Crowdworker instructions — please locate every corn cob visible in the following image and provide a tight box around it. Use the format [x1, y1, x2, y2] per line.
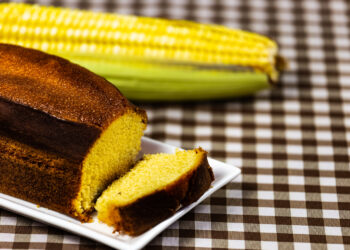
[0, 3, 286, 101]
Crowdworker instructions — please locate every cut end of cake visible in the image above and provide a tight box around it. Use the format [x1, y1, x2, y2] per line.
[95, 148, 214, 235]
[72, 108, 147, 220]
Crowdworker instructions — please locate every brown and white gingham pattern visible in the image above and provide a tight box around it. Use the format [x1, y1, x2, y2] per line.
[1, 0, 350, 249]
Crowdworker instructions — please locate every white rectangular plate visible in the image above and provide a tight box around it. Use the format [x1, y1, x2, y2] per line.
[0, 137, 241, 250]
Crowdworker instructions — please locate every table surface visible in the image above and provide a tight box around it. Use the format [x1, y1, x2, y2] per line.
[1, 0, 350, 249]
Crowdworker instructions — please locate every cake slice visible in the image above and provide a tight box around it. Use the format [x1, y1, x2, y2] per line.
[0, 44, 147, 221]
[95, 148, 214, 236]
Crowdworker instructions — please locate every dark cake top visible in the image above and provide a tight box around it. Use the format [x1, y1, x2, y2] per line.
[0, 43, 131, 128]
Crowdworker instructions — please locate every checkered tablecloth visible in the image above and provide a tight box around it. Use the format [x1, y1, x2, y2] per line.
[1, 0, 350, 249]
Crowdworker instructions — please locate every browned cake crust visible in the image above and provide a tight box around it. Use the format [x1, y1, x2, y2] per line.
[0, 134, 82, 218]
[107, 154, 214, 236]
[0, 44, 146, 221]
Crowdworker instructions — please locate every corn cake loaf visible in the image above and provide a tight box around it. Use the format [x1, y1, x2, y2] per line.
[95, 148, 214, 235]
[0, 44, 147, 221]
